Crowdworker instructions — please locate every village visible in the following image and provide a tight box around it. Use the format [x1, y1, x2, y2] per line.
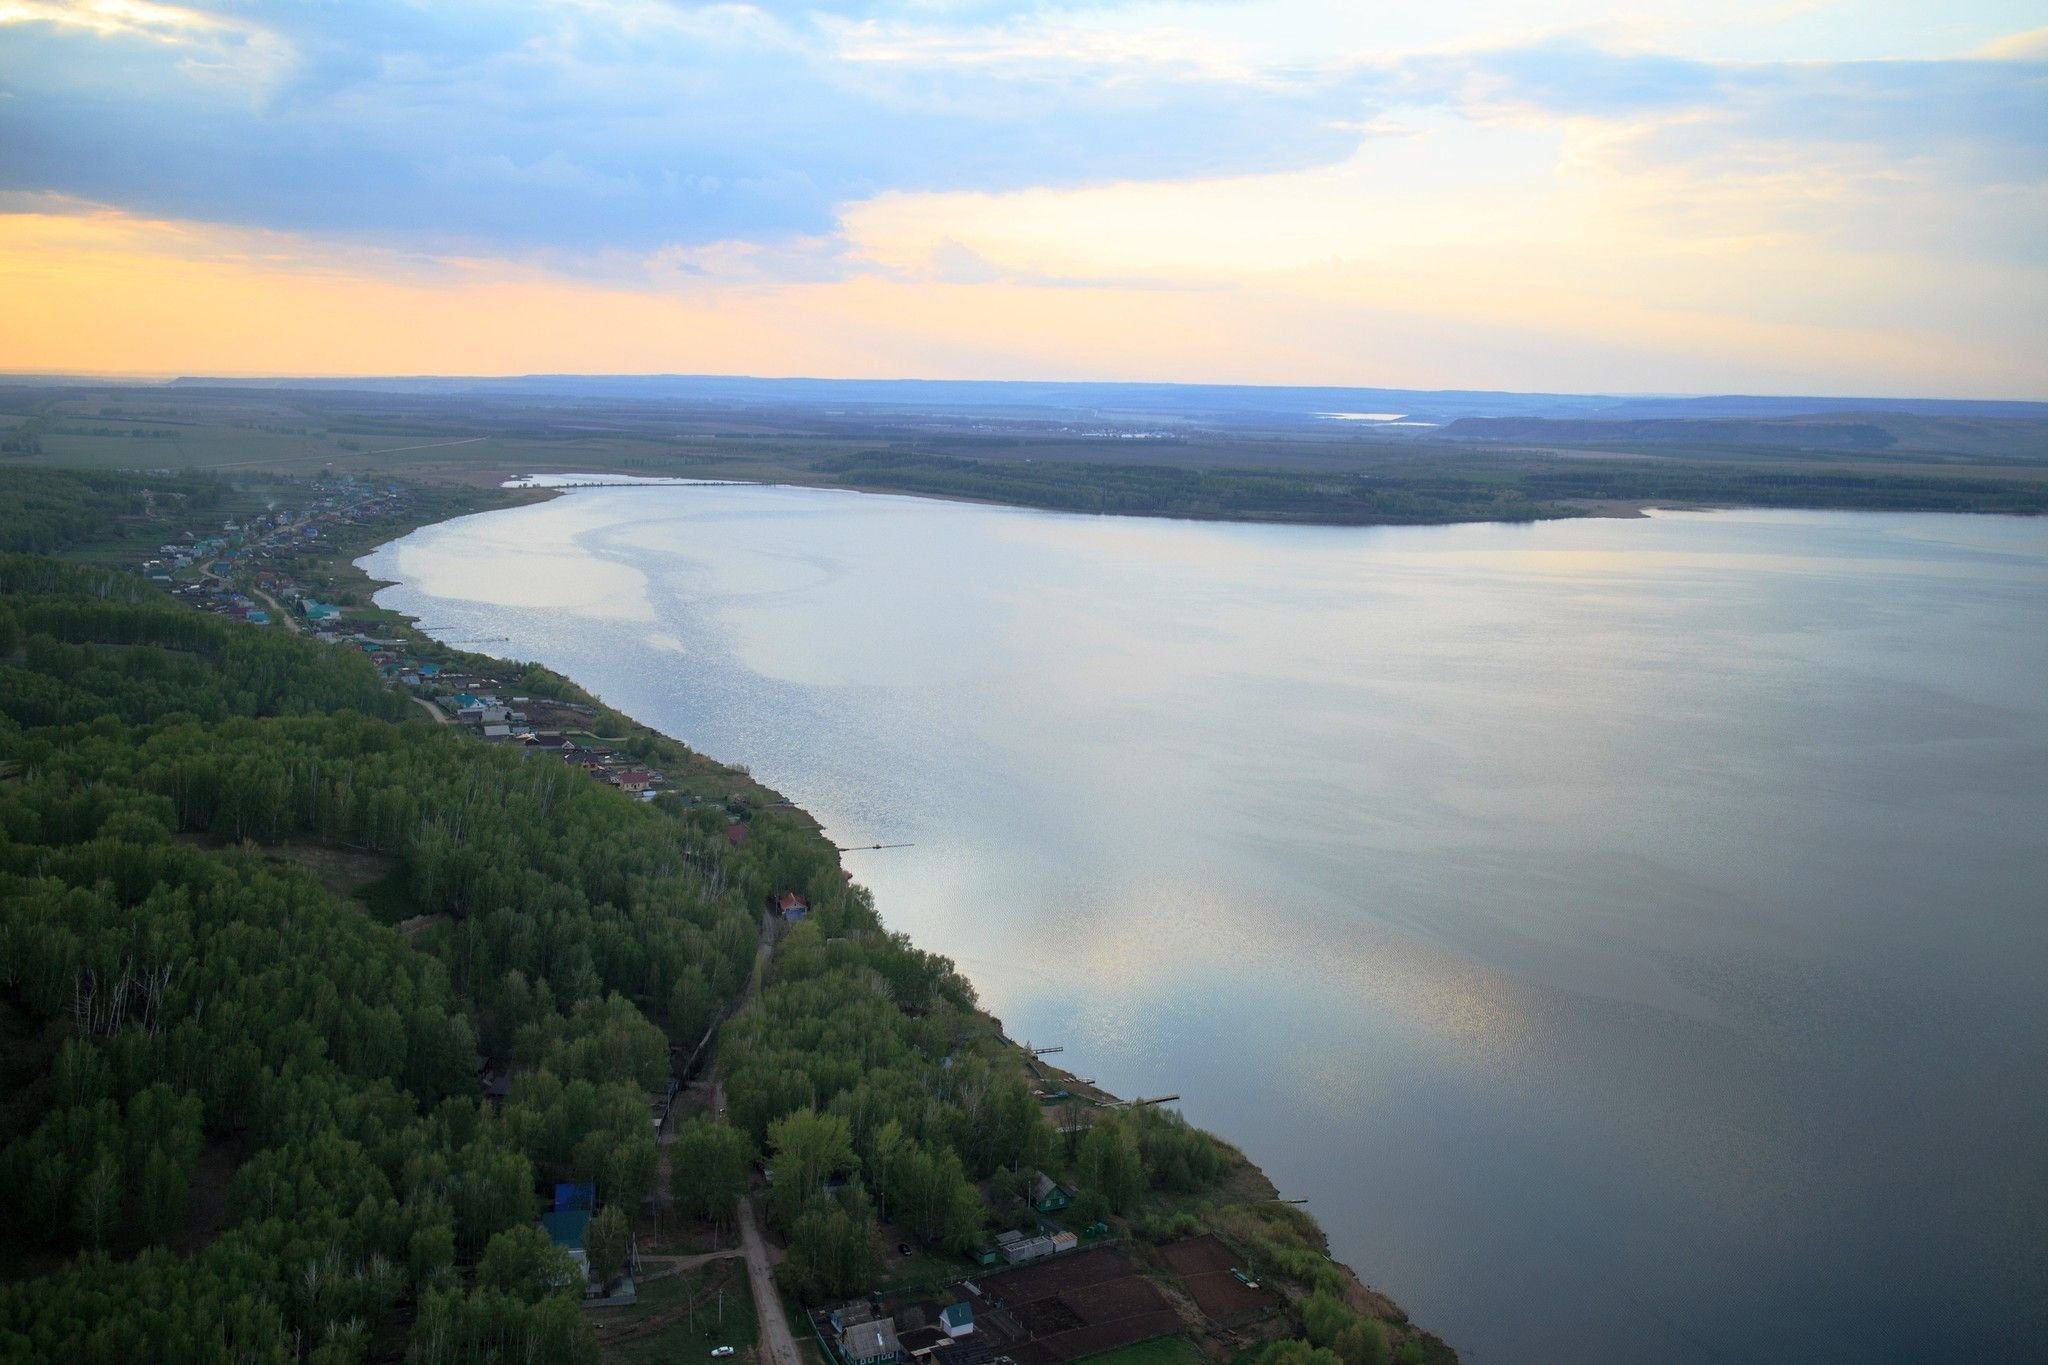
[125, 473, 703, 810]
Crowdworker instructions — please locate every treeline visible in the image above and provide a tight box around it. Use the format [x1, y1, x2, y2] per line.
[817, 450, 1570, 525]
[0, 467, 226, 553]
[0, 550, 821, 1361]
[1515, 463, 2048, 514]
[818, 447, 2048, 525]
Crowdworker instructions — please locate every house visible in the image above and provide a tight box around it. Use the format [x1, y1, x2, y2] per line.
[940, 1303, 975, 1338]
[1030, 1172, 1072, 1214]
[776, 892, 809, 922]
[478, 1066, 511, 1105]
[613, 769, 657, 793]
[842, 1318, 904, 1365]
[829, 1301, 875, 1331]
[482, 724, 512, 739]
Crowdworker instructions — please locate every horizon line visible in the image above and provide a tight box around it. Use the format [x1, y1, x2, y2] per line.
[3, 370, 2046, 406]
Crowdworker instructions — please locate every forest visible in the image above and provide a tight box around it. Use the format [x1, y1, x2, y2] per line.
[0, 467, 230, 554]
[814, 450, 1572, 525]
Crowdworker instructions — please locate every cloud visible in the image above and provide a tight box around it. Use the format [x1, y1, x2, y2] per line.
[2, 5, 2037, 262]
[0, 2, 2041, 393]
[0, 0, 1384, 253]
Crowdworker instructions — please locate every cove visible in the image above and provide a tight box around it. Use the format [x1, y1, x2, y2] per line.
[363, 486, 2048, 1364]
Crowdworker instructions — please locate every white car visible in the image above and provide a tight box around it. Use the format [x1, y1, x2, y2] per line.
[711, 1348, 736, 1358]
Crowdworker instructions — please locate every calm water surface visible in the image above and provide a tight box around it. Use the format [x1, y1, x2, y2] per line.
[364, 489, 2048, 1364]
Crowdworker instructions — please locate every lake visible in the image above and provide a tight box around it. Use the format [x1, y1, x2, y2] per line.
[363, 487, 2048, 1364]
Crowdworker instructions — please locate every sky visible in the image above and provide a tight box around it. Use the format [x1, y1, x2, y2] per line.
[0, 0, 2043, 394]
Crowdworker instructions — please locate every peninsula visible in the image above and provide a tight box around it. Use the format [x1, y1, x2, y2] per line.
[0, 462, 1455, 1364]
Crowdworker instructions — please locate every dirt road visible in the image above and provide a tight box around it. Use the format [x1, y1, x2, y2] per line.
[247, 585, 300, 634]
[738, 1195, 801, 1365]
[677, 911, 801, 1365]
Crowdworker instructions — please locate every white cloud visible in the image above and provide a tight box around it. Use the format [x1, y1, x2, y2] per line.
[0, 0, 290, 84]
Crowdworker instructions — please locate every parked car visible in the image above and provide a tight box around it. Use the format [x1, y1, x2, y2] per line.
[711, 1348, 736, 1358]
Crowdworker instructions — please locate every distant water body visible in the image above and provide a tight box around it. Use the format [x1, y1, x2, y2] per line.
[364, 489, 2048, 1364]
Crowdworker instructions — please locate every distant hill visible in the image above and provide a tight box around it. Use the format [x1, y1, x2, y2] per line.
[1437, 417, 1899, 450]
[155, 374, 2048, 426]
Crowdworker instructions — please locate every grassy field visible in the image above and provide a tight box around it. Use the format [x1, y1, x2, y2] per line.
[1075, 1335, 1209, 1365]
[594, 1258, 759, 1365]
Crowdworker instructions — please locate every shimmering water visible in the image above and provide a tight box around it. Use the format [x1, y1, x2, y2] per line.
[364, 488, 2048, 1364]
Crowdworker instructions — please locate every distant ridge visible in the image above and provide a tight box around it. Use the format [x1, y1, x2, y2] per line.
[151, 373, 2048, 424]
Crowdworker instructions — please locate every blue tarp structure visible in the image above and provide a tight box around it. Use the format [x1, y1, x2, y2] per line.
[554, 1182, 596, 1211]
[542, 1209, 590, 1250]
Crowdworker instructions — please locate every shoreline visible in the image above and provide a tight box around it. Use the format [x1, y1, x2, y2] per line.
[347, 476, 1457, 1359]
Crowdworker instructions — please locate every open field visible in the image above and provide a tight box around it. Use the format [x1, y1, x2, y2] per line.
[593, 1258, 760, 1365]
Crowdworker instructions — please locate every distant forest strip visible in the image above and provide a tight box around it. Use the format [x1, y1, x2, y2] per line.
[1514, 464, 2048, 513]
[815, 450, 1572, 524]
[817, 449, 2048, 522]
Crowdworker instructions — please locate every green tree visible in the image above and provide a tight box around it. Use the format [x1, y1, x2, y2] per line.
[781, 1201, 877, 1301]
[73, 1156, 121, 1250]
[1076, 1116, 1147, 1213]
[585, 1205, 630, 1290]
[1335, 1319, 1392, 1365]
[670, 1117, 753, 1226]
[138, 1146, 189, 1245]
[477, 1225, 582, 1302]
[765, 1109, 857, 1231]
[1259, 1341, 1343, 1365]
[1302, 1289, 1353, 1347]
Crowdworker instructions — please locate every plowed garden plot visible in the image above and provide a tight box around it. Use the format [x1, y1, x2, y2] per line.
[1013, 1297, 1085, 1335]
[982, 1247, 1137, 1301]
[1158, 1236, 1281, 1320]
[977, 1248, 1178, 1364]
